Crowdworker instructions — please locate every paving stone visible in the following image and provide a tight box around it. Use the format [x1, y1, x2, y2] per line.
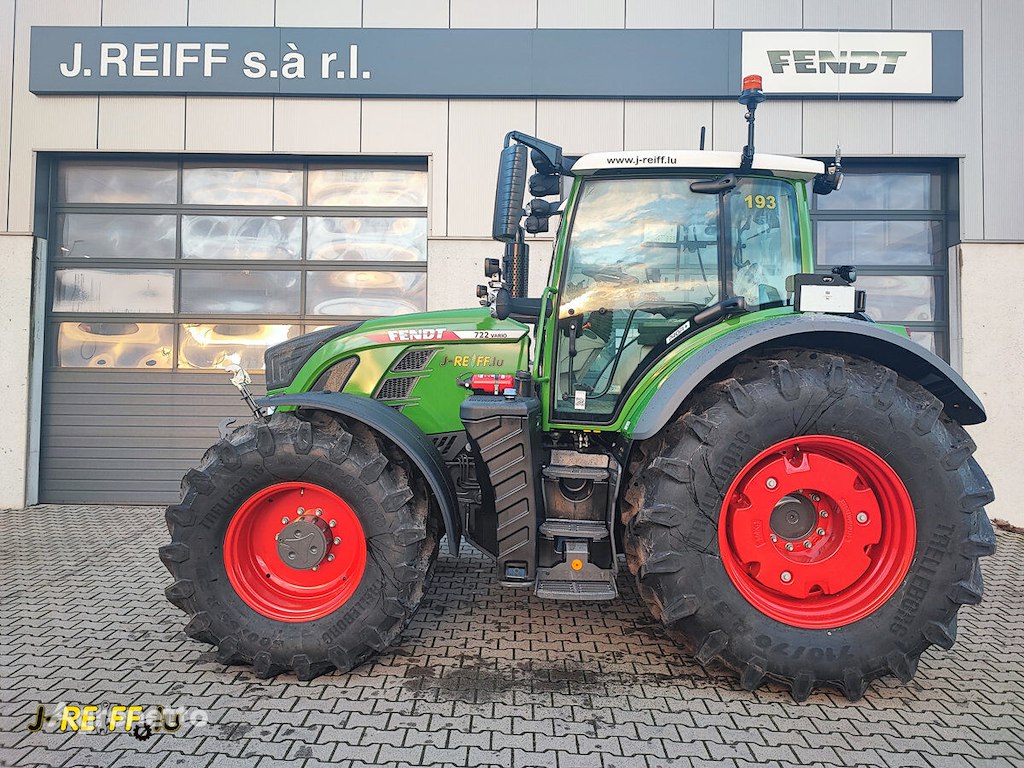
[0, 507, 1021, 768]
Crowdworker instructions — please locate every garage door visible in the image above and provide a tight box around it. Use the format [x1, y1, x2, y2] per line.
[40, 157, 428, 504]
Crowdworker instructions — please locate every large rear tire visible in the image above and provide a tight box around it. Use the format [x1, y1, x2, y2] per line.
[160, 410, 439, 680]
[622, 349, 995, 701]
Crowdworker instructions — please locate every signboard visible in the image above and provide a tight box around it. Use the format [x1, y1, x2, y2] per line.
[28, 27, 963, 100]
[742, 31, 934, 95]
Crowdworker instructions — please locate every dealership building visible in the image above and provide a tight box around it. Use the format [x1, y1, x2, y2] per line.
[0, 0, 1019, 525]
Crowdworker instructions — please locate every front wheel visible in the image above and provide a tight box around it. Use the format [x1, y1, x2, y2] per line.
[160, 411, 439, 680]
[623, 349, 995, 700]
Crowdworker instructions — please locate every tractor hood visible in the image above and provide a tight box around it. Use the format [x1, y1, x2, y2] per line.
[265, 307, 531, 395]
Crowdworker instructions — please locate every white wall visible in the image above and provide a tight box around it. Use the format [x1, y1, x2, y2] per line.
[960, 242, 1024, 527]
[0, 234, 36, 509]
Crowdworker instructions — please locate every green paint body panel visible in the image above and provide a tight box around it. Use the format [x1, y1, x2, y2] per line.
[272, 308, 531, 435]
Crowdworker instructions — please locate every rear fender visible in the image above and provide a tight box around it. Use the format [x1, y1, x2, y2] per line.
[256, 392, 462, 554]
[629, 314, 986, 441]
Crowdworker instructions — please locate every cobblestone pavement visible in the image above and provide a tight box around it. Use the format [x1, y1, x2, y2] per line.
[0, 505, 1022, 768]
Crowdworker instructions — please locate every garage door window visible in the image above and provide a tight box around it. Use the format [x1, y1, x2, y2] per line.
[811, 162, 956, 359]
[49, 157, 428, 370]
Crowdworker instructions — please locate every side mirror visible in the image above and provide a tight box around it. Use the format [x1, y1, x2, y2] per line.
[492, 143, 528, 243]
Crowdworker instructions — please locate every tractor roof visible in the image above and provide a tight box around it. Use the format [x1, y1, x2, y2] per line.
[572, 150, 824, 181]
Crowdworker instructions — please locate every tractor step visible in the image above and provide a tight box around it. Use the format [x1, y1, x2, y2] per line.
[539, 519, 609, 540]
[535, 575, 617, 601]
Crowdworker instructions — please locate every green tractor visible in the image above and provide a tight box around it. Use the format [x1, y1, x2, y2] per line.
[161, 78, 994, 700]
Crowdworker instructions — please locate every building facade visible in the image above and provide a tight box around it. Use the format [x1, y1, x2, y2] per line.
[0, 0, 1019, 524]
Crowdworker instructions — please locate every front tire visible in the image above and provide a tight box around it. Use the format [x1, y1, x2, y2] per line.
[160, 410, 439, 680]
[623, 349, 995, 700]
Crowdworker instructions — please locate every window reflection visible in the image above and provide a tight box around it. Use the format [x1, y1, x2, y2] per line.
[856, 275, 939, 323]
[56, 214, 177, 260]
[306, 271, 426, 316]
[57, 322, 173, 368]
[52, 269, 175, 313]
[308, 168, 427, 207]
[183, 165, 303, 206]
[179, 324, 298, 371]
[307, 217, 426, 261]
[180, 270, 301, 314]
[182, 216, 302, 260]
[816, 220, 942, 266]
[58, 162, 177, 204]
[816, 173, 938, 211]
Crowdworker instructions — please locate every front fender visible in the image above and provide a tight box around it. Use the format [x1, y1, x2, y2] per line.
[629, 314, 986, 440]
[256, 392, 462, 555]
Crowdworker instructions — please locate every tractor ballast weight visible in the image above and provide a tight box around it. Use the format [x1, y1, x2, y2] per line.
[162, 77, 995, 701]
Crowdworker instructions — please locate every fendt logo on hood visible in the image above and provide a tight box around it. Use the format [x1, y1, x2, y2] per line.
[767, 49, 907, 75]
[386, 328, 447, 342]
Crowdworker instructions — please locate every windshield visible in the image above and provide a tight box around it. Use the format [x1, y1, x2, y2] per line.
[553, 175, 801, 421]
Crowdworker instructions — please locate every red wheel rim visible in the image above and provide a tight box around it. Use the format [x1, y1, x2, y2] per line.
[718, 436, 915, 629]
[223, 482, 366, 622]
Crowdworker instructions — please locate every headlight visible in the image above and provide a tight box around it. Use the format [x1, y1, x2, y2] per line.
[264, 322, 362, 390]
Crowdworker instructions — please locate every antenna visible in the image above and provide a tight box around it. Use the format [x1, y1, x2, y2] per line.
[699, 126, 706, 151]
[738, 74, 765, 171]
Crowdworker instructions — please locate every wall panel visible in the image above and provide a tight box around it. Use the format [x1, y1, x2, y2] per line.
[184, 97, 274, 152]
[451, 0, 537, 28]
[713, 0, 801, 28]
[626, 0, 712, 28]
[274, 0, 360, 27]
[538, 0, 624, 28]
[537, 100, 624, 155]
[101, 0, 187, 25]
[361, 99, 448, 236]
[447, 99, 535, 238]
[624, 101, 714, 151]
[363, 0, 449, 28]
[98, 97, 185, 151]
[187, 0, 274, 26]
[273, 98, 361, 153]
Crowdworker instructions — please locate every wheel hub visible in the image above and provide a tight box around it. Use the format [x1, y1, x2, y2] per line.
[769, 494, 817, 540]
[277, 516, 332, 570]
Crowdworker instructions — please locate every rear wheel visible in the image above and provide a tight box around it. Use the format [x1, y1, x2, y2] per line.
[160, 410, 439, 680]
[622, 349, 995, 700]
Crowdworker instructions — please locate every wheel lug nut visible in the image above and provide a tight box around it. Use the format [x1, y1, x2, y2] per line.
[333, 537, 341, 545]
[297, 507, 305, 515]
[327, 554, 335, 562]
[803, 540, 812, 549]
[766, 477, 778, 490]
[315, 508, 323, 517]
[816, 528, 825, 536]
[770, 534, 778, 543]
[780, 571, 793, 583]
[811, 494, 821, 502]
[856, 512, 869, 524]
[312, 565, 318, 571]
[329, 520, 337, 528]
[785, 543, 794, 551]
[819, 510, 828, 518]
[281, 517, 289, 524]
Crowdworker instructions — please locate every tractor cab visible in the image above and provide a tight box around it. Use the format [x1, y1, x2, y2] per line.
[548, 150, 817, 422]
